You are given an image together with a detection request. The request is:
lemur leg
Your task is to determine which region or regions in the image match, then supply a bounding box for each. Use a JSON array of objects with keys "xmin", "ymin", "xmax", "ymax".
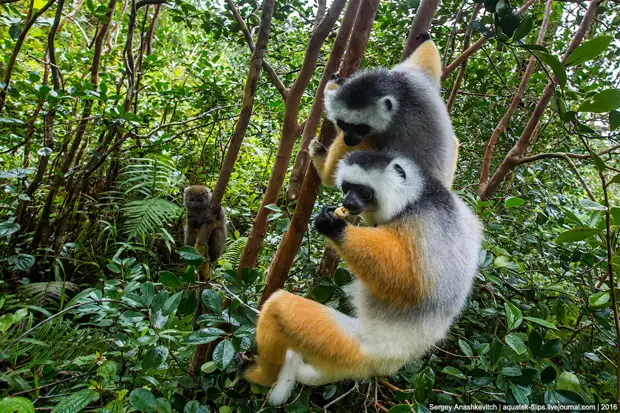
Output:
[
  {"xmin": 309, "ymin": 138, "xmax": 328, "ymax": 180},
  {"xmin": 269, "ymin": 350, "xmax": 303, "ymax": 405},
  {"xmin": 312, "ymin": 132, "xmax": 374, "ymax": 187},
  {"xmin": 184, "ymin": 227, "xmax": 197, "ymax": 246},
  {"xmin": 245, "ymin": 291, "xmax": 365, "ymax": 389}
]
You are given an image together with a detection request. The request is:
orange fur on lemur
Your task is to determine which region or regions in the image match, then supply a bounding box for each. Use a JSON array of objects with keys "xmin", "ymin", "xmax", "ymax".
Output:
[
  {"xmin": 243, "ymin": 151, "xmax": 482, "ymax": 405},
  {"xmin": 311, "ymin": 36, "xmax": 460, "ymax": 189}
]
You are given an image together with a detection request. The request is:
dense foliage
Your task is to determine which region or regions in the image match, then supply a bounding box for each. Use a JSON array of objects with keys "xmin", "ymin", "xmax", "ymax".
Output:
[{"xmin": 1, "ymin": 0, "xmax": 619, "ymax": 412}]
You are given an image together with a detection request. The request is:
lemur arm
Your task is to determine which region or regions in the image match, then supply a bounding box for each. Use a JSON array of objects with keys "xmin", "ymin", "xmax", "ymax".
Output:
[
  {"xmin": 330, "ymin": 224, "xmax": 429, "ymax": 306},
  {"xmin": 446, "ymin": 135, "xmax": 460, "ymax": 188}
]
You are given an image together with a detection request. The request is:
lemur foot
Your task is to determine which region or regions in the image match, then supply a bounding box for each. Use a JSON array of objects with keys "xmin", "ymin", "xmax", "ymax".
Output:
[
  {"xmin": 416, "ymin": 32, "xmax": 431, "ymax": 41},
  {"xmin": 309, "ymin": 138, "xmax": 327, "ymax": 158},
  {"xmin": 235, "ymin": 353, "xmax": 254, "ymax": 376}
]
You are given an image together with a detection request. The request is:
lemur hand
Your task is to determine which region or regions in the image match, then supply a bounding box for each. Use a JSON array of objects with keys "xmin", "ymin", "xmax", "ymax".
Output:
[
  {"xmin": 309, "ymin": 138, "xmax": 327, "ymax": 158},
  {"xmin": 314, "ymin": 206, "xmax": 347, "ymax": 240}
]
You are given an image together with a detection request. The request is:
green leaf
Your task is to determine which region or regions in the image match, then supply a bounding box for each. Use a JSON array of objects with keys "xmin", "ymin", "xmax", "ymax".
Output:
[
  {"xmin": 129, "ymin": 388, "xmax": 157, "ymax": 413},
  {"xmin": 524, "ymin": 317, "xmax": 558, "ymax": 330},
  {"xmin": 588, "ymin": 292, "xmax": 610, "ymax": 309},
  {"xmin": 388, "ymin": 406, "xmax": 412, "ymax": 413},
  {"xmin": 185, "ymin": 328, "xmax": 226, "ymax": 345},
  {"xmin": 504, "ymin": 301, "xmax": 523, "ymax": 330},
  {"xmin": 578, "ymin": 89, "xmax": 620, "ymax": 113},
  {"xmin": 565, "ymin": 35, "xmax": 613, "ymax": 66},
  {"xmin": 512, "ymin": 15, "xmax": 532, "ymax": 42},
  {"xmin": 541, "ymin": 365, "xmax": 557, "ymax": 383},
  {"xmin": 556, "ymin": 371, "xmax": 581, "ymax": 393},
  {"xmin": 504, "ymin": 196, "xmax": 524, "ymax": 207},
  {"xmin": 415, "ymin": 367, "xmax": 435, "ymax": 402},
  {"xmin": 511, "ymin": 384, "xmax": 530, "ymax": 404},
  {"xmin": 554, "ymin": 228, "xmax": 599, "ymax": 243},
  {"xmin": 141, "ymin": 346, "xmax": 169, "ymax": 371},
  {"xmin": 579, "ymin": 199, "xmax": 606, "ymax": 211},
  {"xmin": 458, "ymin": 339, "xmax": 473, "ymax": 356},
  {"xmin": 442, "ymin": 366, "xmax": 466, "ymax": 379},
  {"xmin": 532, "ymin": 51, "xmax": 566, "ymax": 89},
  {"xmin": 592, "ymin": 153, "xmax": 607, "ymax": 172},
  {"xmin": 8, "ymin": 254, "xmax": 35, "ymax": 271},
  {"xmin": 0, "ymin": 118, "xmax": 26, "ymax": 125},
  {"xmin": 490, "ymin": 338, "xmax": 503, "ymax": 364},
  {"xmin": 213, "ymin": 339, "xmax": 235, "ymax": 370},
  {"xmin": 219, "ymin": 407, "xmax": 233, "ymax": 413},
  {"xmin": 505, "ymin": 334, "xmax": 527, "ymax": 355},
  {"xmin": 201, "ymin": 289, "xmax": 222, "ymax": 314},
  {"xmin": 201, "ymin": 361, "xmax": 217, "ymax": 374},
  {"xmin": 0, "ymin": 397, "xmax": 35, "ymax": 413},
  {"xmin": 499, "ymin": 10, "xmax": 521, "ymax": 37},
  {"xmin": 156, "ymin": 399, "xmax": 172, "ymax": 413},
  {"xmin": 608, "ymin": 174, "xmax": 620, "ymax": 186},
  {"xmin": 540, "ymin": 338, "xmax": 562, "ymax": 358},
  {"xmin": 162, "ymin": 292, "xmax": 182, "ymax": 315},
  {"xmin": 311, "ymin": 284, "xmax": 335, "ymax": 303},
  {"xmin": 0, "ymin": 222, "xmax": 20, "ymax": 237},
  {"xmin": 178, "ymin": 246, "xmax": 204, "ymax": 265},
  {"xmin": 500, "ymin": 366, "xmax": 522, "ymax": 376},
  {"xmin": 610, "ymin": 110, "xmax": 620, "ymax": 131},
  {"xmin": 159, "ymin": 271, "xmax": 181, "ymax": 288},
  {"xmin": 51, "ymin": 389, "xmax": 99, "ymax": 413}
]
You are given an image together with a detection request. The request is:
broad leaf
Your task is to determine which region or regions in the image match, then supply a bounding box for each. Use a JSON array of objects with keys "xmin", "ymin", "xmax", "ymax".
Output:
[
  {"xmin": 51, "ymin": 389, "xmax": 99, "ymax": 413},
  {"xmin": 213, "ymin": 339, "xmax": 235, "ymax": 369},
  {"xmin": 512, "ymin": 15, "xmax": 532, "ymax": 42},
  {"xmin": 578, "ymin": 89, "xmax": 620, "ymax": 113},
  {"xmin": 0, "ymin": 397, "xmax": 35, "ymax": 413},
  {"xmin": 532, "ymin": 51, "xmax": 566, "ymax": 89},
  {"xmin": 540, "ymin": 338, "xmax": 562, "ymax": 358},
  {"xmin": 524, "ymin": 317, "xmax": 558, "ymax": 330},
  {"xmin": 555, "ymin": 228, "xmax": 599, "ymax": 243},
  {"xmin": 185, "ymin": 327, "xmax": 225, "ymax": 345},
  {"xmin": 505, "ymin": 334, "xmax": 527, "ymax": 355},
  {"xmin": 159, "ymin": 271, "xmax": 181, "ymax": 288},
  {"xmin": 610, "ymin": 110, "xmax": 620, "ymax": 131},
  {"xmin": 442, "ymin": 366, "xmax": 466, "ymax": 379},
  {"xmin": 129, "ymin": 388, "xmax": 157, "ymax": 412},
  {"xmin": 504, "ymin": 301, "xmax": 523, "ymax": 330},
  {"xmin": 142, "ymin": 346, "xmax": 169, "ymax": 370},
  {"xmin": 0, "ymin": 222, "xmax": 20, "ymax": 237},
  {"xmin": 201, "ymin": 289, "xmax": 222, "ymax": 314},
  {"xmin": 565, "ymin": 35, "xmax": 613, "ymax": 67},
  {"xmin": 556, "ymin": 371, "xmax": 581, "ymax": 393}
]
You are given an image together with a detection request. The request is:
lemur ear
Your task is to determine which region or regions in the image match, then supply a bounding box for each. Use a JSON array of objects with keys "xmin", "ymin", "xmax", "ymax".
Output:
[
  {"xmin": 394, "ymin": 35, "xmax": 441, "ymax": 84},
  {"xmin": 393, "ymin": 164, "xmax": 406, "ymax": 180}
]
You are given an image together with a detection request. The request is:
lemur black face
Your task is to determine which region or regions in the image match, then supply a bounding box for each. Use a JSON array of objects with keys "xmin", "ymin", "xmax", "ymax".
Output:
[
  {"xmin": 337, "ymin": 120, "xmax": 371, "ymax": 147},
  {"xmin": 341, "ymin": 182, "xmax": 375, "ymax": 215}
]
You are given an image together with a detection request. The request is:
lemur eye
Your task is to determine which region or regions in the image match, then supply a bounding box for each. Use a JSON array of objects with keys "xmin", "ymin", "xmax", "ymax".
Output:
[
  {"xmin": 190, "ymin": 197, "xmax": 195, "ymax": 201},
  {"xmin": 384, "ymin": 98, "xmax": 393, "ymax": 111},
  {"xmin": 198, "ymin": 197, "xmax": 204, "ymax": 202},
  {"xmin": 360, "ymin": 188, "xmax": 373, "ymax": 201}
]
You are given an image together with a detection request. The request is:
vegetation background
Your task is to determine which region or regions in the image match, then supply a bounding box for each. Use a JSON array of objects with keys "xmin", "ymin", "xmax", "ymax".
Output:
[{"xmin": 0, "ymin": 0, "xmax": 619, "ymax": 411}]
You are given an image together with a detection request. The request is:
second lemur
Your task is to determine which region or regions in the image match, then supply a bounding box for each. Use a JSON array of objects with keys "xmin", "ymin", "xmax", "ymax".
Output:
[
  {"xmin": 183, "ymin": 185, "xmax": 227, "ymax": 263},
  {"xmin": 311, "ymin": 35, "xmax": 459, "ymax": 188},
  {"xmin": 243, "ymin": 150, "xmax": 482, "ymax": 404}
]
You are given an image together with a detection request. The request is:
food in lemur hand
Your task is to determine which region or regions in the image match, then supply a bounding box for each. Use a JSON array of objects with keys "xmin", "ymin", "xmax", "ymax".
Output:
[
  {"xmin": 243, "ymin": 150, "xmax": 482, "ymax": 404},
  {"xmin": 334, "ymin": 207, "xmax": 349, "ymax": 219},
  {"xmin": 310, "ymin": 34, "xmax": 460, "ymax": 189},
  {"xmin": 183, "ymin": 185, "xmax": 227, "ymax": 263}
]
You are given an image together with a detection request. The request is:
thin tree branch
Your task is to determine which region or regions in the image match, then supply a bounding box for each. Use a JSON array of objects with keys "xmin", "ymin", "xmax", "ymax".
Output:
[
  {"xmin": 478, "ymin": 0, "xmax": 553, "ymax": 189},
  {"xmin": 441, "ymin": 0, "xmax": 535, "ymax": 81},
  {"xmin": 227, "ymin": 0, "xmax": 287, "ymax": 99}
]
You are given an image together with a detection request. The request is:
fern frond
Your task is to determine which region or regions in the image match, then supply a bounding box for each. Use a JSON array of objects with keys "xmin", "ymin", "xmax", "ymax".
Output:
[
  {"xmin": 219, "ymin": 237, "xmax": 248, "ymax": 265},
  {"xmin": 121, "ymin": 198, "xmax": 182, "ymax": 240}
]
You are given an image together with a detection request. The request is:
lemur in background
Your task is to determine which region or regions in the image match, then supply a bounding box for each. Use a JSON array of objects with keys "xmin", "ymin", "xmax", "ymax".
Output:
[
  {"xmin": 310, "ymin": 35, "xmax": 460, "ymax": 188},
  {"xmin": 183, "ymin": 185, "xmax": 226, "ymax": 263},
  {"xmin": 243, "ymin": 151, "xmax": 482, "ymax": 405}
]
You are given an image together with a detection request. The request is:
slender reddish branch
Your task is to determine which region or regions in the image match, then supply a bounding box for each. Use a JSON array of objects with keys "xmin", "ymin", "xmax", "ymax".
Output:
[
  {"xmin": 258, "ymin": 0, "xmax": 380, "ymax": 307},
  {"xmin": 401, "ymin": 0, "xmax": 441, "ymax": 61},
  {"xmin": 480, "ymin": 0, "xmax": 599, "ymax": 200},
  {"xmin": 446, "ymin": 3, "xmax": 481, "ymax": 112},
  {"xmin": 478, "ymin": 0, "xmax": 553, "ymax": 189},
  {"xmin": 285, "ymin": 0, "xmax": 361, "ymax": 202},
  {"xmin": 441, "ymin": 0, "xmax": 535, "ymax": 81},
  {"xmin": 237, "ymin": 0, "xmax": 347, "ymax": 273},
  {"xmin": 227, "ymin": 0, "xmax": 287, "ymax": 99},
  {"xmin": 0, "ymin": 0, "xmax": 57, "ymax": 113}
]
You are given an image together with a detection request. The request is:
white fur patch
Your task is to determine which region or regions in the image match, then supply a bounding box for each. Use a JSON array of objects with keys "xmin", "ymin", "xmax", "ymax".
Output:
[
  {"xmin": 268, "ymin": 350, "xmax": 302, "ymax": 405},
  {"xmin": 334, "ymin": 156, "xmax": 423, "ymax": 224}
]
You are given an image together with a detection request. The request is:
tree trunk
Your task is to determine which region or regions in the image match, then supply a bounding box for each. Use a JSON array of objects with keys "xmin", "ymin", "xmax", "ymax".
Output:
[
  {"xmin": 259, "ymin": 0, "xmax": 382, "ymax": 307},
  {"xmin": 401, "ymin": 0, "xmax": 441, "ymax": 61},
  {"xmin": 237, "ymin": 0, "xmax": 347, "ymax": 273},
  {"xmin": 285, "ymin": 0, "xmax": 362, "ymax": 203},
  {"xmin": 189, "ymin": 0, "xmax": 277, "ymax": 376}
]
